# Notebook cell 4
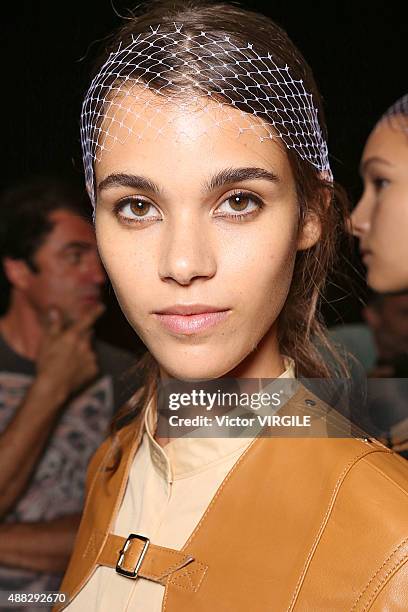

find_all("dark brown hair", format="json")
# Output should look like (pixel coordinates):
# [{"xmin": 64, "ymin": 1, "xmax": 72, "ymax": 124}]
[{"xmin": 86, "ymin": 0, "xmax": 350, "ymax": 449}]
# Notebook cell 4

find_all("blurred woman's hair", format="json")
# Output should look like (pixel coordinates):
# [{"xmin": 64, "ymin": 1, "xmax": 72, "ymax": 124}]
[{"xmin": 377, "ymin": 93, "xmax": 408, "ymax": 134}]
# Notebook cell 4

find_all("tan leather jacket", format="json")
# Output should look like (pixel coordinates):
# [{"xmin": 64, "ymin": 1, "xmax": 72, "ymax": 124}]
[{"xmin": 56, "ymin": 385, "xmax": 408, "ymax": 611}]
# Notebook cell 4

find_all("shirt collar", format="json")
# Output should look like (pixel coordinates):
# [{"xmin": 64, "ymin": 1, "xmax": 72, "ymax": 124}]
[{"xmin": 143, "ymin": 357, "xmax": 296, "ymax": 481}]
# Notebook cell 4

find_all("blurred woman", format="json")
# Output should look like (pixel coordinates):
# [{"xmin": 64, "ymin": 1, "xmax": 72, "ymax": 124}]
[{"xmin": 352, "ymin": 94, "xmax": 408, "ymax": 292}]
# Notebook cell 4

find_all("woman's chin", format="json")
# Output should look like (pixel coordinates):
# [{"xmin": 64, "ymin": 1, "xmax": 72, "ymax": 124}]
[
  {"xmin": 367, "ymin": 268, "xmax": 408, "ymax": 293},
  {"xmin": 141, "ymin": 338, "xmax": 241, "ymax": 381},
  {"xmin": 160, "ymin": 363, "xmax": 232, "ymax": 381},
  {"xmin": 155, "ymin": 351, "xmax": 244, "ymax": 381}
]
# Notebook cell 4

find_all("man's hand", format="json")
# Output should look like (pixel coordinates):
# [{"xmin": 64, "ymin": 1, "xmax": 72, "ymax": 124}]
[
  {"xmin": 36, "ymin": 304, "xmax": 104, "ymax": 403},
  {"xmin": 0, "ymin": 304, "xmax": 104, "ymax": 518}
]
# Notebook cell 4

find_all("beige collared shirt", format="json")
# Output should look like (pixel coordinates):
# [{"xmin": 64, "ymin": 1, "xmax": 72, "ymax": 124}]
[{"xmin": 67, "ymin": 360, "xmax": 295, "ymax": 611}]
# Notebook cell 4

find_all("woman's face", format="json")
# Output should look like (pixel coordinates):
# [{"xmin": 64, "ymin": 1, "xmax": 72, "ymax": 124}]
[
  {"xmin": 94, "ymin": 93, "xmax": 319, "ymax": 379},
  {"xmin": 351, "ymin": 117, "xmax": 408, "ymax": 292}
]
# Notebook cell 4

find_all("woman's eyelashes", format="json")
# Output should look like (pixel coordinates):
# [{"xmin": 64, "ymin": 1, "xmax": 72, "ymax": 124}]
[
  {"xmin": 212, "ymin": 191, "xmax": 264, "ymax": 220},
  {"xmin": 371, "ymin": 176, "xmax": 390, "ymax": 193},
  {"xmin": 360, "ymin": 175, "xmax": 391, "ymax": 201},
  {"xmin": 113, "ymin": 196, "xmax": 162, "ymax": 225},
  {"xmin": 113, "ymin": 190, "xmax": 265, "ymax": 225}
]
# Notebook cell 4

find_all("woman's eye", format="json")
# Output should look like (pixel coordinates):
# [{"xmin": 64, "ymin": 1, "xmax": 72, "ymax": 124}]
[
  {"xmin": 372, "ymin": 177, "xmax": 390, "ymax": 192},
  {"xmin": 214, "ymin": 192, "xmax": 263, "ymax": 218},
  {"xmin": 115, "ymin": 197, "xmax": 161, "ymax": 223}
]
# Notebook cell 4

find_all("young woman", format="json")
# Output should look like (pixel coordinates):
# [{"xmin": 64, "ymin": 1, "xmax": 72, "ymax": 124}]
[
  {"xmin": 351, "ymin": 96, "xmax": 408, "ymax": 452},
  {"xmin": 352, "ymin": 94, "xmax": 408, "ymax": 292},
  {"xmin": 56, "ymin": 2, "xmax": 408, "ymax": 610}
]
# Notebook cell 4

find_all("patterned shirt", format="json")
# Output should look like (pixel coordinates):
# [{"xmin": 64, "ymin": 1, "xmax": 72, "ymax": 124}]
[{"xmin": 0, "ymin": 335, "xmax": 139, "ymax": 610}]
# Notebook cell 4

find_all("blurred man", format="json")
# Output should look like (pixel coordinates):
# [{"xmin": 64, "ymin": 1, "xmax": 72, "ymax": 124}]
[
  {"xmin": 0, "ymin": 177, "xmax": 139, "ymax": 605},
  {"xmin": 331, "ymin": 291, "xmax": 408, "ymax": 455},
  {"xmin": 331, "ymin": 291, "xmax": 408, "ymax": 376},
  {"xmin": 363, "ymin": 292, "xmax": 408, "ymax": 377}
]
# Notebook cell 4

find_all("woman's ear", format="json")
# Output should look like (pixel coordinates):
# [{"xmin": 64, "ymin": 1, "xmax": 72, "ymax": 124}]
[
  {"xmin": 296, "ymin": 187, "xmax": 331, "ymax": 251},
  {"xmin": 297, "ymin": 210, "xmax": 321, "ymax": 251}
]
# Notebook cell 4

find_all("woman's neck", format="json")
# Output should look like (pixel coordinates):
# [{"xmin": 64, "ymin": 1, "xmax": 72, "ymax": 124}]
[{"xmin": 155, "ymin": 327, "xmax": 287, "ymax": 448}]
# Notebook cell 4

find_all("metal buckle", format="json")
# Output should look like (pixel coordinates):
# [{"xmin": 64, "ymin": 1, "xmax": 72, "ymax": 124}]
[{"xmin": 116, "ymin": 533, "xmax": 150, "ymax": 578}]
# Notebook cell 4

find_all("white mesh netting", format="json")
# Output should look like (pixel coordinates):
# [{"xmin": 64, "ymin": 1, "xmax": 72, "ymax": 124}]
[{"xmin": 81, "ymin": 23, "xmax": 332, "ymax": 203}]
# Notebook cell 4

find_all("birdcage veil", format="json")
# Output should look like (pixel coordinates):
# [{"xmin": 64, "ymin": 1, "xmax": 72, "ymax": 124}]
[{"xmin": 81, "ymin": 23, "xmax": 333, "ymax": 205}]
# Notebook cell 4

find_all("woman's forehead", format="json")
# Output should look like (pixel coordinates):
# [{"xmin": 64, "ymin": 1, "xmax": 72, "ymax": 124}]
[
  {"xmin": 95, "ymin": 92, "xmax": 290, "ymax": 182},
  {"xmin": 364, "ymin": 119, "xmax": 408, "ymax": 164},
  {"xmin": 99, "ymin": 87, "xmax": 279, "ymax": 144}
]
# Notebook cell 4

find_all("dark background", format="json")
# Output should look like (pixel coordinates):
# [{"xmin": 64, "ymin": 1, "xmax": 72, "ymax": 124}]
[{"xmin": 3, "ymin": 1, "xmax": 408, "ymax": 352}]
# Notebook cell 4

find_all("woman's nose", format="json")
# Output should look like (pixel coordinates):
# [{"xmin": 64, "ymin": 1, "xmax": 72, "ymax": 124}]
[
  {"xmin": 350, "ymin": 195, "xmax": 372, "ymax": 238},
  {"xmin": 158, "ymin": 216, "xmax": 217, "ymax": 286}
]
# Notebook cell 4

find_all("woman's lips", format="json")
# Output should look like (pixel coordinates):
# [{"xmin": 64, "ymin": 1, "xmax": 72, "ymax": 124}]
[{"xmin": 154, "ymin": 309, "xmax": 230, "ymax": 335}]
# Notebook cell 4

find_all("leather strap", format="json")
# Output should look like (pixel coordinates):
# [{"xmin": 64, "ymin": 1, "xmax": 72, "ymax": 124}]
[{"xmin": 97, "ymin": 534, "xmax": 195, "ymax": 584}]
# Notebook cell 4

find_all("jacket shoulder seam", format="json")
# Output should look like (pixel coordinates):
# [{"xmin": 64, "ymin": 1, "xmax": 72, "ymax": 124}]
[
  {"xmin": 360, "ymin": 454, "xmax": 408, "ymax": 500},
  {"xmin": 350, "ymin": 543, "xmax": 408, "ymax": 611},
  {"xmin": 287, "ymin": 448, "xmax": 385, "ymax": 612}
]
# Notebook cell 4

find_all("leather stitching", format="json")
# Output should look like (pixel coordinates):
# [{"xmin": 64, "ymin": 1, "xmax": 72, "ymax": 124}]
[
  {"xmin": 350, "ymin": 538, "xmax": 408, "ymax": 611},
  {"xmin": 179, "ymin": 390, "xmax": 304, "ymax": 551},
  {"xmin": 144, "ymin": 549, "xmax": 194, "ymax": 580},
  {"xmin": 96, "ymin": 534, "xmax": 195, "ymax": 580},
  {"xmin": 363, "ymin": 555, "xmax": 408, "ymax": 611},
  {"xmin": 360, "ymin": 458, "xmax": 408, "ymax": 500},
  {"xmin": 182, "ymin": 437, "xmax": 258, "ymax": 549},
  {"xmin": 83, "ymin": 532, "xmax": 102, "ymax": 558},
  {"xmin": 80, "ymin": 443, "xmax": 113, "ymax": 548},
  {"xmin": 69, "ymin": 426, "xmax": 140, "ymax": 609},
  {"xmin": 287, "ymin": 447, "xmax": 387, "ymax": 612},
  {"xmin": 179, "ymin": 388, "xmax": 311, "ymax": 550},
  {"xmin": 160, "ymin": 389, "xmax": 358, "ymax": 611},
  {"xmin": 168, "ymin": 561, "xmax": 208, "ymax": 592}
]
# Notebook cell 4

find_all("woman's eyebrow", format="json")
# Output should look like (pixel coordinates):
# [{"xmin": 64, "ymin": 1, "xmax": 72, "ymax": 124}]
[
  {"xmin": 203, "ymin": 167, "xmax": 280, "ymax": 192},
  {"xmin": 97, "ymin": 166, "xmax": 279, "ymax": 196},
  {"xmin": 98, "ymin": 173, "xmax": 163, "ymax": 195},
  {"xmin": 360, "ymin": 156, "xmax": 393, "ymax": 175}
]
